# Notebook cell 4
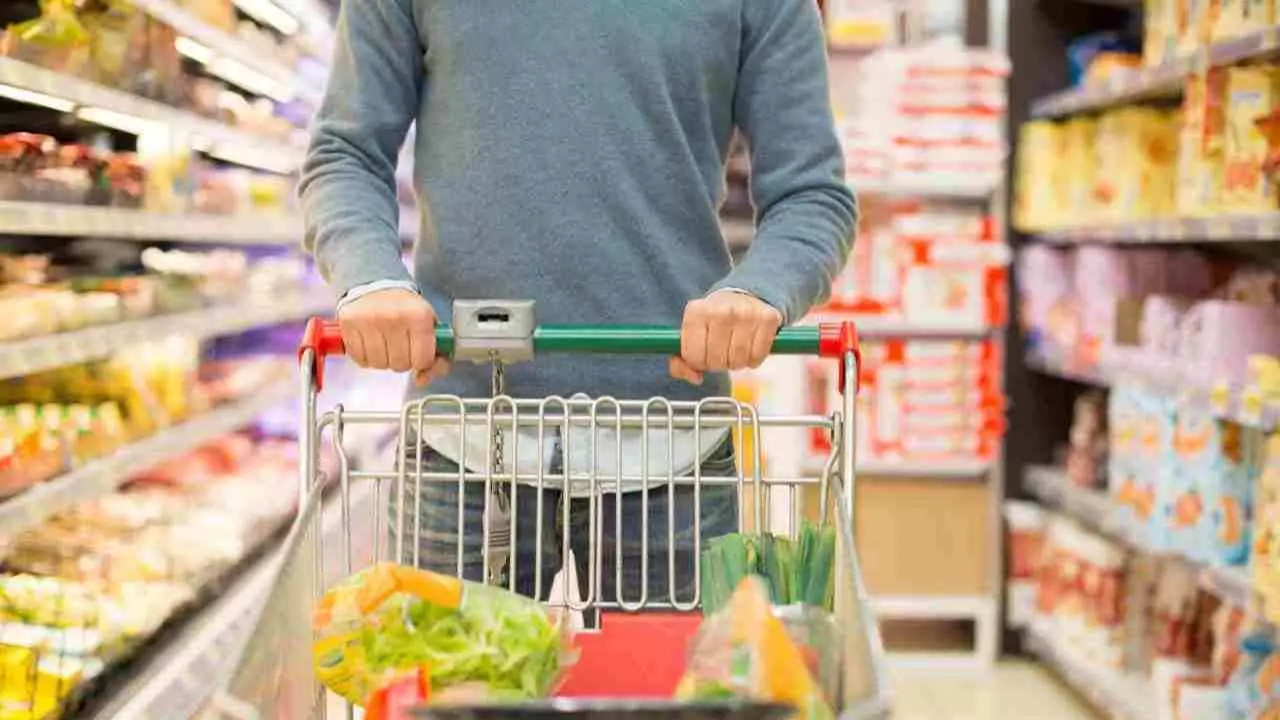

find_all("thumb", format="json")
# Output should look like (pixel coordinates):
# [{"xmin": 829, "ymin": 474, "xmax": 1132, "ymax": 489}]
[{"xmin": 669, "ymin": 356, "xmax": 704, "ymax": 386}]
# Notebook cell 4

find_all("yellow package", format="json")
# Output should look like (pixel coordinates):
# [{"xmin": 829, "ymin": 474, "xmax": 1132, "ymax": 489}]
[
  {"xmin": 1178, "ymin": 71, "xmax": 1228, "ymax": 216},
  {"xmin": 1220, "ymin": 0, "xmax": 1276, "ymax": 37},
  {"xmin": 312, "ymin": 563, "xmax": 572, "ymax": 706},
  {"xmin": 1257, "ymin": 434, "xmax": 1280, "ymax": 623},
  {"xmin": 1061, "ymin": 117, "xmax": 1100, "ymax": 223},
  {"xmin": 1093, "ymin": 108, "xmax": 1180, "ymax": 222},
  {"xmin": 1222, "ymin": 65, "xmax": 1280, "ymax": 212},
  {"xmin": 676, "ymin": 577, "xmax": 834, "ymax": 720},
  {"xmin": 1014, "ymin": 121, "xmax": 1066, "ymax": 231}
]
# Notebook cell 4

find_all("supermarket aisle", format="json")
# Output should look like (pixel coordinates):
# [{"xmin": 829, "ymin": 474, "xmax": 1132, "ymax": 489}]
[{"xmin": 891, "ymin": 663, "xmax": 1099, "ymax": 719}]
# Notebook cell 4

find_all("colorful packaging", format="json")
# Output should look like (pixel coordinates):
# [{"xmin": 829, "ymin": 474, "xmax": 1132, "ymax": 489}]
[
  {"xmin": 1062, "ymin": 117, "xmax": 1101, "ymax": 223},
  {"xmin": 675, "ymin": 576, "xmax": 834, "ymax": 719},
  {"xmin": 1015, "ymin": 121, "xmax": 1066, "ymax": 231},
  {"xmin": 1254, "ymin": 434, "xmax": 1280, "ymax": 622},
  {"xmin": 1178, "ymin": 71, "xmax": 1229, "ymax": 218},
  {"xmin": 1222, "ymin": 65, "xmax": 1280, "ymax": 212},
  {"xmin": 1169, "ymin": 404, "xmax": 1253, "ymax": 565},
  {"xmin": 1146, "ymin": 0, "xmax": 1182, "ymax": 65},
  {"xmin": 1093, "ymin": 107, "xmax": 1180, "ymax": 221},
  {"xmin": 312, "ymin": 563, "xmax": 572, "ymax": 706}
]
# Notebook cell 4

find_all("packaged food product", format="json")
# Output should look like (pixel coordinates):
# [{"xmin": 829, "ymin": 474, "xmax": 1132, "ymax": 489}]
[
  {"xmin": 675, "ymin": 577, "xmax": 834, "ymax": 720},
  {"xmin": 1014, "ymin": 121, "xmax": 1064, "ymax": 231},
  {"xmin": 1061, "ymin": 117, "xmax": 1100, "ymax": 223},
  {"xmin": 312, "ymin": 563, "xmax": 572, "ymax": 707},
  {"xmin": 1180, "ymin": 0, "xmax": 1215, "ymax": 56},
  {"xmin": 1178, "ymin": 71, "xmax": 1228, "ymax": 217},
  {"xmin": 1222, "ymin": 65, "xmax": 1280, "ymax": 212}
]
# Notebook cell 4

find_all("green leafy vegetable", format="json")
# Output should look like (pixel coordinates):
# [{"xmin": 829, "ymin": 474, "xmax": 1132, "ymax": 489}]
[
  {"xmin": 361, "ymin": 584, "xmax": 565, "ymax": 699},
  {"xmin": 700, "ymin": 522, "xmax": 836, "ymax": 616}
]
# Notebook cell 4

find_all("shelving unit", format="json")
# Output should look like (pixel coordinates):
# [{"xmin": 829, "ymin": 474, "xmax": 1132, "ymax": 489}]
[
  {"xmin": 0, "ymin": 379, "xmax": 294, "ymax": 537},
  {"xmin": 0, "ymin": 294, "xmax": 330, "ymax": 381},
  {"xmin": 0, "ymin": 58, "xmax": 303, "ymax": 175},
  {"xmin": 1024, "ymin": 621, "xmax": 1157, "ymax": 720},
  {"xmin": 1030, "ymin": 26, "xmax": 1280, "ymax": 118},
  {"xmin": 1024, "ymin": 465, "xmax": 1254, "ymax": 607},
  {"xmin": 1026, "ymin": 349, "xmax": 1280, "ymax": 431},
  {"xmin": 1034, "ymin": 211, "xmax": 1280, "ymax": 244}
]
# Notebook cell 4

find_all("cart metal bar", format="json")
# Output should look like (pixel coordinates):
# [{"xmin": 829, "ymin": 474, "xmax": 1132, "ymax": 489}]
[{"xmin": 320, "ymin": 408, "xmax": 835, "ymax": 429}]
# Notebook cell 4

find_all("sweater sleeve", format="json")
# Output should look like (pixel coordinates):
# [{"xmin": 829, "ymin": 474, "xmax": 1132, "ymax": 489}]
[
  {"xmin": 712, "ymin": 0, "xmax": 857, "ymax": 324},
  {"xmin": 298, "ymin": 0, "xmax": 422, "ymax": 300}
]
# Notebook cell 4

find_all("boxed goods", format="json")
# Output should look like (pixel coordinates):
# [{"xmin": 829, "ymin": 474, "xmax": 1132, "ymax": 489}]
[
  {"xmin": 1179, "ymin": 71, "xmax": 1229, "ymax": 218},
  {"xmin": 1014, "ymin": 121, "xmax": 1066, "ymax": 231},
  {"xmin": 1222, "ymin": 65, "xmax": 1280, "ymax": 212},
  {"xmin": 1004, "ymin": 500, "xmax": 1048, "ymax": 629},
  {"xmin": 1215, "ymin": 0, "xmax": 1276, "ymax": 41},
  {"xmin": 1144, "ymin": 0, "xmax": 1180, "ymax": 66},
  {"xmin": 1092, "ymin": 107, "xmax": 1180, "ymax": 222}
]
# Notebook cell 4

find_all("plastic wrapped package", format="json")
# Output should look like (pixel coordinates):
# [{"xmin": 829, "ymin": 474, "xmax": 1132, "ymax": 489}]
[
  {"xmin": 676, "ymin": 577, "xmax": 835, "ymax": 720},
  {"xmin": 313, "ymin": 563, "xmax": 574, "ymax": 707}
]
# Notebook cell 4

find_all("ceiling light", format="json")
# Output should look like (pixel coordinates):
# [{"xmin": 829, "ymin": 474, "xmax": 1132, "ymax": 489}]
[
  {"xmin": 0, "ymin": 83, "xmax": 75, "ymax": 112},
  {"xmin": 232, "ymin": 0, "xmax": 301, "ymax": 36}
]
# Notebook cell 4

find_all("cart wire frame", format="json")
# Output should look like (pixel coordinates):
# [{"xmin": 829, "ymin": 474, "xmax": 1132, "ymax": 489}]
[{"xmin": 202, "ymin": 315, "xmax": 890, "ymax": 719}]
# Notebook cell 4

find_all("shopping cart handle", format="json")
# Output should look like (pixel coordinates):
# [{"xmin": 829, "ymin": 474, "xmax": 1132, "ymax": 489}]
[{"xmin": 300, "ymin": 317, "xmax": 860, "ymax": 391}]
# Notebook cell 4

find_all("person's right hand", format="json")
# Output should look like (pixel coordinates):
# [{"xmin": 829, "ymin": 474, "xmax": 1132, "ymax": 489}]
[{"xmin": 337, "ymin": 288, "xmax": 448, "ymax": 386}]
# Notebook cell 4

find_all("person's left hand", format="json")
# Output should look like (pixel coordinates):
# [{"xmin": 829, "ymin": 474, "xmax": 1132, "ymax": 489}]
[{"xmin": 671, "ymin": 291, "xmax": 783, "ymax": 385}]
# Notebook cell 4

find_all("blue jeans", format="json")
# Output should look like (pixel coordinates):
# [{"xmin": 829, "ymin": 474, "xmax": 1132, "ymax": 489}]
[{"xmin": 390, "ymin": 437, "xmax": 739, "ymax": 607}]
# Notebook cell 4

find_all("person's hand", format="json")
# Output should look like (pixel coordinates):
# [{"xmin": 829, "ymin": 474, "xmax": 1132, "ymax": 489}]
[
  {"xmin": 338, "ymin": 288, "xmax": 449, "ymax": 386},
  {"xmin": 670, "ymin": 292, "xmax": 782, "ymax": 385}
]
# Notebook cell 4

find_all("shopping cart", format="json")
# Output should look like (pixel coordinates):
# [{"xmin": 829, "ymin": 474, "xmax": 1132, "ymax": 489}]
[{"xmin": 198, "ymin": 300, "xmax": 889, "ymax": 720}]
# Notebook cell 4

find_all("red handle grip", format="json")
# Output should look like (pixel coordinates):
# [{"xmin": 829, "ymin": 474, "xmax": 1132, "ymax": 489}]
[
  {"xmin": 819, "ymin": 321, "xmax": 862, "ymax": 393},
  {"xmin": 299, "ymin": 318, "xmax": 346, "ymax": 391}
]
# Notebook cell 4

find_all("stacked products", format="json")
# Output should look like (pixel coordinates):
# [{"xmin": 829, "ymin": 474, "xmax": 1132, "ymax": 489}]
[
  {"xmin": 0, "ymin": 133, "xmax": 297, "ymax": 215},
  {"xmin": 0, "ymin": 247, "xmax": 309, "ymax": 342},
  {"xmin": 806, "ymin": 338, "xmax": 1003, "ymax": 465},
  {"xmin": 829, "ymin": 203, "xmax": 1007, "ymax": 329},
  {"xmin": 0, "ymin": 347, "xmax": 291, "ymax": 499},
  {"xmin": 1144, "ymin": 0, "xmax": 1276, "ymax": 68},
  {"xmin": 1016, "ymin": 63, "xmax": 1280, "ymax": 229},
  {"xmin": 838, "ymin": 40, "xmax": 1007, "ymax": 193},
  {"xmin": 0, "ymin": 434, "xmax": 298, "ymax": 718},
  {"xmin": 1018, "ymin": 244, "xmax": 1280, "ymax": 387},
  {"xmin": 1006, "ymin": 505, "xmax": 1277, "ymax": 719},
  {"xmin": 1, "ymin": 0, "xmax": 312, "ymax": 137}
]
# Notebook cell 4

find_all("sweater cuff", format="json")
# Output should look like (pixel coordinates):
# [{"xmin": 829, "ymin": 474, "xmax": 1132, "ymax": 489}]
[{"xmin": 336, "ymin": 279, "xmax": 421, "ymax": 312}]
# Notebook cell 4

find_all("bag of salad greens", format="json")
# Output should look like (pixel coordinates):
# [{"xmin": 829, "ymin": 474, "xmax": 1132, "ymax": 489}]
[{"xmin": 312, "ymin": 563, "xmax": 574, "ymax": 706}]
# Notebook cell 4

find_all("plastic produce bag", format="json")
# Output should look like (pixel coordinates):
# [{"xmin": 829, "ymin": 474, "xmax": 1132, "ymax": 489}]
[
  {"xmin": 312, "ymin": 563, "xmax": 573, "ymax": 707},
  {"xmin": 676, "ymin": 577, "xmax": 834, "ymax": 720}
]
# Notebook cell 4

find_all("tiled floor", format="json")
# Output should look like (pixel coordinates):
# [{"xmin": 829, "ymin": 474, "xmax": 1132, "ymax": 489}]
[{"xmin": 890, "ymin": 661, "xmax": 1101, "ymax": 719}]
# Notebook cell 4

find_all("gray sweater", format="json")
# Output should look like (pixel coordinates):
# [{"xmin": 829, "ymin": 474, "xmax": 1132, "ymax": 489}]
[{"xmin": 300, "ymin": 0, "xmax": 857, "ymax": 404}]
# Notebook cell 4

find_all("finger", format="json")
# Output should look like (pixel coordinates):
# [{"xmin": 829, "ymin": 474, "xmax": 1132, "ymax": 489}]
[
  {"xmin": 365, "ymin": 326, "xmax": 390, "ymax": 369},
  {"xmin": 704, "ymin": 309, "xmax": 734, "ymax": 371},
  {"xmin": 388, "ymin": 325, "xmax": 412, "ymax": 373},
  {"xmin": 727, "ymin": 317, "xmax": 755, "ymax": 370},
  {"xmin": 344, "ymin": 324, "xmax": 369, "ymax": 367},
  {"xmin": 417, "ymin": 358, "xmax": 451, "ymax": 387},
  {"xmin": 669, "ymin": 356, "xmax": 703, "ymax": 385},
  {"xmin": 681, "ymin": 304, "xmax": 709, "ymax": 370}
]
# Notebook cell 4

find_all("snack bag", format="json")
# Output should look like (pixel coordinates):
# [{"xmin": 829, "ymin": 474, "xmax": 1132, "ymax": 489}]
[
  {"xmin": 312, "ymin": 563, "xmax": 572, "ymax": 707},
  {"xmin": 676, "ymin": 577, "xmax": 834, "ymax": 720}
]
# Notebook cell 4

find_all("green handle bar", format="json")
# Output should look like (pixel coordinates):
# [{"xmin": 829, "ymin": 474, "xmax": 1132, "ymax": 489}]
[
  {"xmin": 438, "ymin": 325, "xmax": 822, "ymax": 356},
  {"xmin": 300, "ymin": 318, "xmax": 859, "ymax": 391}
]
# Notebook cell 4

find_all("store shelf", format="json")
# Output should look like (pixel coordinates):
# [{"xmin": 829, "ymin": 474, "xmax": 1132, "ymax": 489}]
[
  {"xmin": 1027, "ymin": 348, "xmax": 1280, "ymax": 431},
  {"xmin": 1031, "ymin": 27, "xmax": 1280, "ymax": 118},
  {"xmin": 1025, "ymin": 465, "xmax": 1254, "ymax": 607},
  {"xmin": 0, "ymin": 201, "xmax": 301, "ymax": 243},
  {"xmin": 0, "ymin": 293, "xmax": 330, "ymax": 381},
  {"xmin": 92, "ymin": 470, "xmax": 374, "ymax": 718},
  {"xmin": 0, "ymin": 58, "xmax": 303, "ymax": 175},
  {"xmin": 1033, "ymin": 211, "xmax": 1280, "ymax": 245},
  {"xmin": 857, "ymin": 458, "xmax": 993, "ymax": 477},
  {"xmin": 0, "ymin": 380, "xmax": 294, "ymax": 537},
  {"xmin": 807, "ymin": 313, "xmax": 996, "ymax": 339},
  {"xmin": 131, "ymin": 0, "xmax": 323, "ymax": 106},
  {"xmin": 1024, "ymin": 620, "xmax": 1157, "ymax": 720}
]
